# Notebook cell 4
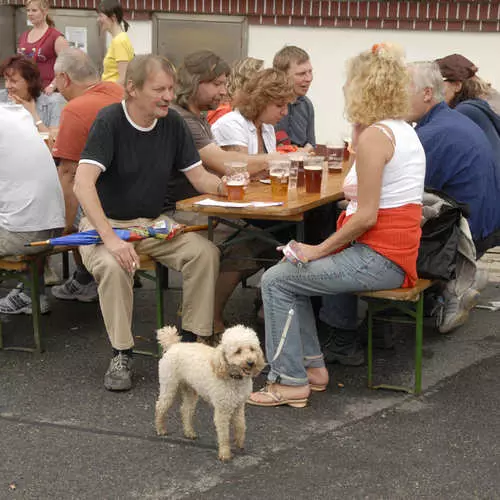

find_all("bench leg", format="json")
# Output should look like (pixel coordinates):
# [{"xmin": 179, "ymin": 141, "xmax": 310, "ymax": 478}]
[
  {"xmin": 367, "ymin": 304, "xmax": 374, "ymax": 389},
  {"xmin": 414, "ymin": 294, "xmax": 424, "ymax": 395},
  {"xmin": 30, "ymin": 259, "xmax": 43, "ymax": 353},
  {"xmin": 0, "ymin": 320, "xmax": 3, "ymax": 349}
]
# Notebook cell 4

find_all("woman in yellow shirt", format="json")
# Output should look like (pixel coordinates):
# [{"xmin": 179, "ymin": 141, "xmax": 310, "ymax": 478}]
[{"xmin": 97, "ymin": 0, "xmax": 134, "ymax": 85}]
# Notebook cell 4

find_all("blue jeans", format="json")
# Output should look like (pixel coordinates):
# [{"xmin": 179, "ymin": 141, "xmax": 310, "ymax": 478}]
[{"xmin": 261, "ymin": 243, "xmax": 405, "ymax": 386}]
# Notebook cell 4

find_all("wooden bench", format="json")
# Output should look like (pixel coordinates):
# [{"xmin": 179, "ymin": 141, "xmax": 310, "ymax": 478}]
[
  {"xmin": 0, "ymin": 250, "xmax": 166, "ymax": 356},
  {"xmin": 358, "ymin": 279, "xmax": 435, "ymax": 395}
]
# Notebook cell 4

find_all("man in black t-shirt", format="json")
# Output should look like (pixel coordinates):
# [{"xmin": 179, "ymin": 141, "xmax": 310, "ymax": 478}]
[{"xmin": 75, "ymin": 55, "xmax": 224, "ymax": 392}]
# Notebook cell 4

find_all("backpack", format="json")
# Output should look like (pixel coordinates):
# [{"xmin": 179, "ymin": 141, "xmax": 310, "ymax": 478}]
[{"xmin": 416, "ymin": 189, "xmax": 469, "ymax": 281}]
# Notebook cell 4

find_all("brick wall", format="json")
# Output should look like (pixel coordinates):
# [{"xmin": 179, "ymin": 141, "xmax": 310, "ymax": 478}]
[{"xmin": 6, "ymin": 0, "xmax": 500, "ymax": 32}]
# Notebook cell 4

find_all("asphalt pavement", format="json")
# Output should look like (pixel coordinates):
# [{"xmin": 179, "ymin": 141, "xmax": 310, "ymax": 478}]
[{"xmin": 1, "ymin": 259, "xmax": 500, "ymax": 500}]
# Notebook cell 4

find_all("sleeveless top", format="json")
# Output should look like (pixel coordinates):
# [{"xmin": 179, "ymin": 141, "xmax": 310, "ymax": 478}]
[
  {"xmin": 338, "ymin": 119, "xmax": 426, "ymax": 287},
  {"xmin": 18, "ymin": 27, "xmax": 63, "ymax": 89}
]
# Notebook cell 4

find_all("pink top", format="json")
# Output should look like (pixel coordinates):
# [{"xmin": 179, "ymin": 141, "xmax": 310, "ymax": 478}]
[{"xmin": 18, "ymin": 27, "xmax": 63, "ymax": 89}]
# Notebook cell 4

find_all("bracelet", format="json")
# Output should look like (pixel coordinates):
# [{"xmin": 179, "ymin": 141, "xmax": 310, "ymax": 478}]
[
  {"xmin": 35, "ymin": 120, "xmax": 43, "ymax": 127},
  {"xmin": 216, "ymin": 179, "xmax": 224, "ymax": 196}
]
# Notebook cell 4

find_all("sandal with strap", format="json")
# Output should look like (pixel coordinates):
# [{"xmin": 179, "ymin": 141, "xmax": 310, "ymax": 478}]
[
  {"xmin": 247, "ymin": 384, "xmax": 309, "ymax": 408},
  {"xmin": 310, "ymin": 383, "xmax": 328, "ymax": 392}
]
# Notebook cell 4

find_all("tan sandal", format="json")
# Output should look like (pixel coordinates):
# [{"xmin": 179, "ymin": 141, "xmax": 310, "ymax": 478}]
[
  {"xmin": 309, "ymin": 383, "xmax": 328, "ymax": 392},
  {"xmin": 248, "ymin": 384, "xmax": 309, "ymax": 408}
]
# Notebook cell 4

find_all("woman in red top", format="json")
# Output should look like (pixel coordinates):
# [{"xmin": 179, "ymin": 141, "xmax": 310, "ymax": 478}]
[
  {"xmin": 248, "ymin": 43, "xmax": 426, "ymax": 408},
  {"xmin": 18, "ymin": 0, "xmax": 69, "ymax": 93}
]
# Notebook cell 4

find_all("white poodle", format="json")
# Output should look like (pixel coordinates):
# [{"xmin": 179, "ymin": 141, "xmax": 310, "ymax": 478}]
[{"xmin": 155, "ymin": 325, "xmax": 265, "ymax": 461}]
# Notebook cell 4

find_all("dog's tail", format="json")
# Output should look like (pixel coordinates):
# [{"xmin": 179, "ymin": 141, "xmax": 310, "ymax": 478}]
[{"xmin": 157, "ymin": 326, "xmax": 181, "ymax": 351}]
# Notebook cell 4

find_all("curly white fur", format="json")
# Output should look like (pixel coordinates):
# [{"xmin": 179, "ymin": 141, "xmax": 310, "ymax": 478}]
[{"xmin": 155, "ymin": 325, "xmax": 265, "ymax": 461}]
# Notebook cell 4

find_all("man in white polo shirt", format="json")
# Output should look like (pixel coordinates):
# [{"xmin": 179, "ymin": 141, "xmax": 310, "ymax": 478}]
[{"xmin": 0, "ymin": 103, "xmax": 65, "ymax": 314}]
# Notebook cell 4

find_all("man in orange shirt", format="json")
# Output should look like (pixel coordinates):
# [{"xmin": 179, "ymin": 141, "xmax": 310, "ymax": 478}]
[{"xmin": 51, "ymin": 48, "xmax": 124, "ymax": 302}]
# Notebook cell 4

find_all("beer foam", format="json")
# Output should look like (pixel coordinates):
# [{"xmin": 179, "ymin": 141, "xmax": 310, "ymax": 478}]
[
  {"xmin": 304, "ymin": 165, "xmax": 322, "ymax": 171},
  {"xmin": 227, "ymin": 180, "xmax": 245, "ymax": 186}
]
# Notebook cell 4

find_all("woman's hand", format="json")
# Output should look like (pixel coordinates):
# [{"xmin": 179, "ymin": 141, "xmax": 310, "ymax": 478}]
[
  {"xmin": 10, "ymin": 94, "xmax": 37, "ymax": 118},
  {"xmin": 293, "ymin": 243, "xmax": 324, "ymax": 262},
  {"xmin": 278, "ymin": 241, "xmax": 325, "ymax": 264}
]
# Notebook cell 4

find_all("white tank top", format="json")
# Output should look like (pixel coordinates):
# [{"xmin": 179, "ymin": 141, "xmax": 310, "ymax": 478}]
[{"xmin": 343, "ymin": 119, "xmax": 426, "ymax": 216}]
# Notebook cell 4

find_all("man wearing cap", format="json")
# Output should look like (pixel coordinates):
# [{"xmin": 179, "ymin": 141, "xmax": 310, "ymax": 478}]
[
  {"xmin": 436, "ymin": 53, "xmax": 500, "ymax": 162},
  {"xmin": 407, "ymin": 61, "xmax": 500, "ymax": 333}
]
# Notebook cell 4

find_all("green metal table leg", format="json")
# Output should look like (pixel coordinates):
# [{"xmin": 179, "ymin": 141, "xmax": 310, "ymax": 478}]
[
  {"xmin": 208, "ymin": 217, "xmax": 215, "ymax": 242},
  {"xmin": 414, "ymin": 293, "xmax": 424, "ymax": 395},
  {"xmin": 30, "ymin": 259, "xmax": 43, "ymax": 353},
  {"xmin": 367, "ymin": 304, "xmax": 374, "ymax": 388}
]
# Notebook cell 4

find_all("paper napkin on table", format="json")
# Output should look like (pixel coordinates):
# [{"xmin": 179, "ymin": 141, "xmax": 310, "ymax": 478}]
[{"xmin": 194, "ymin": 198, "xmax": 284, "ymax": 208}]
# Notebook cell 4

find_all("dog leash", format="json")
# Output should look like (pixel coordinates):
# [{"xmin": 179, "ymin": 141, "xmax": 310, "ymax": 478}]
[{"xmin": 270, "ymin": 308, "xmax": 294, "ymax": 363}]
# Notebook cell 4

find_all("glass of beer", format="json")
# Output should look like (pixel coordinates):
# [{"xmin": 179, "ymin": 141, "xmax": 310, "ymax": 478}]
[
  {"xmin": 225, "ymin": 162, "xmax": 248, "ymax": 201},
  {"xmin": 304, "ymin": 156, "xmax": 324, "ymax": 193},
  {"xmin": 289, "ymin": 152, "xmax": 306, "ymax": 188},
  {"xmin": 326, "ymin": 143, "xmax": 344, "ymax": 173},
  {"xmin": 269, "ymin": 159, "xmax": 290, "ymax": 199}
]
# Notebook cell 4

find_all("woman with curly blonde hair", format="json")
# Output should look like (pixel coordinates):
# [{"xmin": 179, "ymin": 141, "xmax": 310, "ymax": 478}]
[
  {"xmin": 212, "ymin": 68, "xmax": 295, "ymax": 154},
  {"xmin": 249, "ymin": 44, "xmax": 426, "ymax": 408},
  {"xmin": 207, "ymin": 57, "xmax": 264, "ymax": 124}
]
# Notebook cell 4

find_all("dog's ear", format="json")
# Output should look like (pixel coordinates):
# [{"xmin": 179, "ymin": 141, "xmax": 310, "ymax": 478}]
[{"xmin": 211, "ymin": 344, "xmax": 229, "ymax": 379}]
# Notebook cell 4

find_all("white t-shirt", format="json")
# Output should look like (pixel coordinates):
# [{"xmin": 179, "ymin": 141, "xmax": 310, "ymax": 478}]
[
  {"xmin": 0, "ymin": 104, "xmax": 65, "ymax": 231},
  {"xmin": 343, "ymin": 119, "xmax": 426, "ymax": 216},
  {"xmin": 212, "ymin": 109, "xmax": 277, "ymax": 154}
]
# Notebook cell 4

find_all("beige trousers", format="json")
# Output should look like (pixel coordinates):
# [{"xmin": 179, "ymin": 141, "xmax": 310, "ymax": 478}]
[{"xmin": 79, "ymin": 215, "xmax": 220, "ymax": 349}]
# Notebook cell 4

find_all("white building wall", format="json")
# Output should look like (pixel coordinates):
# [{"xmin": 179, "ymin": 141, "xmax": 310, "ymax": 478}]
[
  {"xmin": 248, "ymin": 25, "xmax": 500, "ymax": 143},
  {"xmin": 127, "ymin": 20, "xmax": 153, "ymax": 54},
  {"xmin": 124, "ymin": 20, "xmax": 500, "ymax": 143}
]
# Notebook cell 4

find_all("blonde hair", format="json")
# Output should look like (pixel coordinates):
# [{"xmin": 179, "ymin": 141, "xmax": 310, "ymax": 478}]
[
  {"xmin": 26, "ymin": 0, "xmax": 54, "ymax": 27},
  {"xmin": 344, "ymin": 43, "xmax": 410, "ymax": 126},
  {"xmin": 234, "ymin": 68, "xmax": 295, "ymax": 122},
  {"xmin": 228, "ymin": 57, "xmax": 264, "ymax": 98}
]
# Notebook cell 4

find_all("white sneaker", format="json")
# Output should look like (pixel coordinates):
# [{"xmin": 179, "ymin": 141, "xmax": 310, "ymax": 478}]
[
  {"xmin": 439, "ymin": 287, "xmax": 480, "ymax": 334},
  {"xmin": 473, "ymin": 267, "xmax": 489, "ymax": 292},
  {"xmin": 0, "ymin": 287, "xmax": 50, "ymax": 315},
  {"xmin": 51, "ymin": 276, "xmax": 98, "ymax": 303}
]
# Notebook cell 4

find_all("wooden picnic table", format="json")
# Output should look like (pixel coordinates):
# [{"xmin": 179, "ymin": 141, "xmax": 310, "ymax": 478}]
[{"xmin": 176, "ymin": 171, "xmax": 346, "ymax": 243}]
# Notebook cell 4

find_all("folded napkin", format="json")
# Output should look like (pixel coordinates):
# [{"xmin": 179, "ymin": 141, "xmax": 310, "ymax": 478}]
[{"xmin": 194, "ymin": 198, "xmax": 284, "ymax": 208}]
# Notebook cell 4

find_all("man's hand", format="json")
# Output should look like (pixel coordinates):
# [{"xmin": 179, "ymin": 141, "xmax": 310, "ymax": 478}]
[
  {"xmin": 62, "ymin": 225, "xmax": 77, "ymax": 236},
  {"xmin": 44, "ymin": 84, "xmax": 55, "ymax": 96},
  {"xmin": 103, "ymin": 236, "xmax": 140, "ymax": 274}
]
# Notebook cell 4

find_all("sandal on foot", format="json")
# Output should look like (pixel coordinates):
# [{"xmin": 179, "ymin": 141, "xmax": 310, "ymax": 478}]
[
  {"xmin": 310, "ymin": 383, "xmax": 328, "ymax": 392},
  {"xmin": 247, "ymin": 385, "xmax": 308, "ymax": 408}
]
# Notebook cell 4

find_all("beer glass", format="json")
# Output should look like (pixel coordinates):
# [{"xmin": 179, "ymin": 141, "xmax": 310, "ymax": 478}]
[
  {"xmin": 269, "ymin": 159, "xmax": 290, "ymax": 199},
  {"xmin": 304, "ymin": 156, "xmax": 324, "ymax": 193},
  {"xmin": 225, "ymin": 162, "xmax": 247, "ymax": 201}
]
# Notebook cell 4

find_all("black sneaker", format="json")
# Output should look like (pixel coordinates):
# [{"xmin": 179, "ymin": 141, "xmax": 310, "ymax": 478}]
[
  {"xmin": 104, "ymin": 353, "xmax": 133, "ymax": 391},
  {"xmin": 319, "ymin": 322, "xmax": 364, "ymax": 366}
]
